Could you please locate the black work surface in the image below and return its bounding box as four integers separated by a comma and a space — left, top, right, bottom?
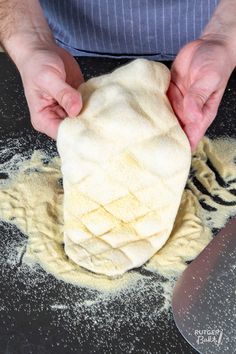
0, 53, 235, 354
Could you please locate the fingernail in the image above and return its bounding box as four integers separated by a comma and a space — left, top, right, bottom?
69, 103, 82, 117
67, 93, 82, 117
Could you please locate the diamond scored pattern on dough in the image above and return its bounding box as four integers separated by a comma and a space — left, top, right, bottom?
63, 167, 173, 275
57, 59, 191, 276
80, 208, 118, 236
78, 171, 129, 205
104, 193, 150, 223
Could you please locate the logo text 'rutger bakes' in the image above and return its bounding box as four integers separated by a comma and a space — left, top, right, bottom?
194, 329, 223, 346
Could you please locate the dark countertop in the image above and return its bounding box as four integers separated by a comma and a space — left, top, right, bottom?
0, 53, 235, 354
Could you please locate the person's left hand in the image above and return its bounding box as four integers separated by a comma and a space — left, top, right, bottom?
167, 37, 235, 150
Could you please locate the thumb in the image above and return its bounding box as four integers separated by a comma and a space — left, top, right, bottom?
183, 84, 211, 151
45, 71, 83, 117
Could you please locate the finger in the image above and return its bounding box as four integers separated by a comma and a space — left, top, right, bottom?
70, 70, 85, 89
184, 104, 214, 152
183, 92, 204, 125
167, 81, 184, 123
202, 89, 224, 125
41, 72, 83, 117
52, 104, 67, 119
184, 123, 202, 151
31, 108, 64, 140
185, 115, 214, 151
183, 74, 221, 125
184, 87, 224, 151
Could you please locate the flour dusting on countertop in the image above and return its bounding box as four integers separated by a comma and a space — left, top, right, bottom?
1, 135, 236, 351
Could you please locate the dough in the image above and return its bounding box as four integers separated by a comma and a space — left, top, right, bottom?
57, 59, 191, 276
2, 137, 236, 289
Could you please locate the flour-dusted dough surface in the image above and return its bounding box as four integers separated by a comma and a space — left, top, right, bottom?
57, 59, 191, 276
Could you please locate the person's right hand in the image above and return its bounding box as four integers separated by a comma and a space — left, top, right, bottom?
19, 43, 84, 139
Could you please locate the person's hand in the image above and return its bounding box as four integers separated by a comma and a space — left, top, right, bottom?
168, 37, 235, 150
19, 43, 84, 139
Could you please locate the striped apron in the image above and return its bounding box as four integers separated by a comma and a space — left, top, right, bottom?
40, 0, 219, 60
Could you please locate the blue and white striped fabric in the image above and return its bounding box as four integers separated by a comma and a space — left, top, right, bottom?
40, 0, 219, 60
